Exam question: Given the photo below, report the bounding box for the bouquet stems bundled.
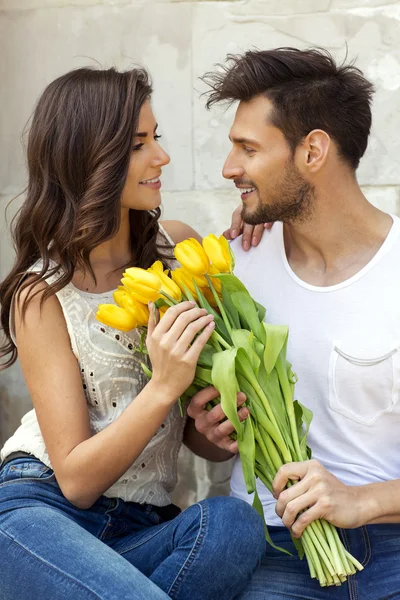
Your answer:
[97,234,363,587]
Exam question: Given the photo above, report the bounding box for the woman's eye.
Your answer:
[132,143,144,152]
[154,134,162,141]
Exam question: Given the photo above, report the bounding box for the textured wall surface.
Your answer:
[1,0,400,502]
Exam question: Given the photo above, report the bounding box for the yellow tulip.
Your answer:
[113,286,136,310]
[96,304,138,332]
[147,260,182,302]
[202,234,233,273]
[174,238,210,276]
[148,260,164,274]
[121,267,161,304]
[171,268,198,299]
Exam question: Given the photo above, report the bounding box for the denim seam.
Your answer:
[167,502,208,599]
[117,522,171,553]
[0,474,56,490]
[341,529,357,600]
[0,527,101,599]
[361,526,372,567]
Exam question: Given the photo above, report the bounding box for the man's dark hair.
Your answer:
[202,47,375,170]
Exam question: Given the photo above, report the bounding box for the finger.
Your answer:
[189,391,246,421]
[161,306,209,342]
[184,319,215,359]
[275,478,310,518]
[251,224,265,247]
[290,504,322,538]
[152,301,197,335]
[264,222,273,230]
[214,406,249,438]
[229,205,242,240]
[146,302,159,337]
[187,386,220,418]
[241,222,254,251]
[272,462,308,497]
[280,491,317,531]
[222,228,232,241]
[176,313,215,352]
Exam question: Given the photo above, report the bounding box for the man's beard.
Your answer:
[242,160,315,225]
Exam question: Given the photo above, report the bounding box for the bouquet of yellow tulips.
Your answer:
[97,233,363,587]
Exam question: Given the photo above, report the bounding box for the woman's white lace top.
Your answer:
[1,226,185,507]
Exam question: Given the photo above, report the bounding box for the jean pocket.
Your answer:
[0,458,55,486]
[328,340,400,426]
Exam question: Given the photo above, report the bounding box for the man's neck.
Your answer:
[282,181,393,287]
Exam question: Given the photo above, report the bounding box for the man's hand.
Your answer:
[273,459,365,537]
[187,386,249,453]
[223,204,271,251]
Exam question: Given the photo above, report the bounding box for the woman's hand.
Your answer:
[146,301,215,402]
[223,204,272,250]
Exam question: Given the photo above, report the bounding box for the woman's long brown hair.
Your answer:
[0,66,173,369]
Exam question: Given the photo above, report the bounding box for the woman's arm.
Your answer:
[15,280,214,509]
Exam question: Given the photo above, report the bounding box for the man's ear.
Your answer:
[297,129,331,173]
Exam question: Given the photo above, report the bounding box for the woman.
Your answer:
[0,67,265,600]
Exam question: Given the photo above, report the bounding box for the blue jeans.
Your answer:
[239,524,400,599]
[0,457,265,600]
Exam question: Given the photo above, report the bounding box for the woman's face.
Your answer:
[121,100,170,211]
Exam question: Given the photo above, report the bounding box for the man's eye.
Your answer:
[132,143,144,152]
[243,146,255,154]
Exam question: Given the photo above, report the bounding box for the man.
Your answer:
[188,48,400,599]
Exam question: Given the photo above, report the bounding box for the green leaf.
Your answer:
[221,285,241,329]
[192,281,230,341]
[210,273,248,293]
[290,531,305,560]
[293,400,313,461]
[231,329,260,374]
[252,490,292,555]
[231,291,265,343]
[255,301,266,322]
[197,344,216,368]
[140,362,152,379]
[195,365,213,385]
[262,323,289,376]
[211,348,243,441]
[238,416,256,494]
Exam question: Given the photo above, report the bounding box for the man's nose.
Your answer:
[222,153,244,180]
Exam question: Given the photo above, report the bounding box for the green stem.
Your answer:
[212,330,231,350]
[205,274,232,336]
[255,465,273,493]
[254,427,282,474]
[302,530,326,585]
[160,290,178,305]
[304,524,335,577]
[321,520,345,576]
[331,526,352,574]
[275,354,303,461]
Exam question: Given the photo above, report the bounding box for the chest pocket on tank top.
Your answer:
[328,340,400,426]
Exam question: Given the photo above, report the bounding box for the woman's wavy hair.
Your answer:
[0,66,173,369]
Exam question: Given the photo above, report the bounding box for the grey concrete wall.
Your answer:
[2,0,400,501]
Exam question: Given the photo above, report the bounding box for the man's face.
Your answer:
[223,95,314,225]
